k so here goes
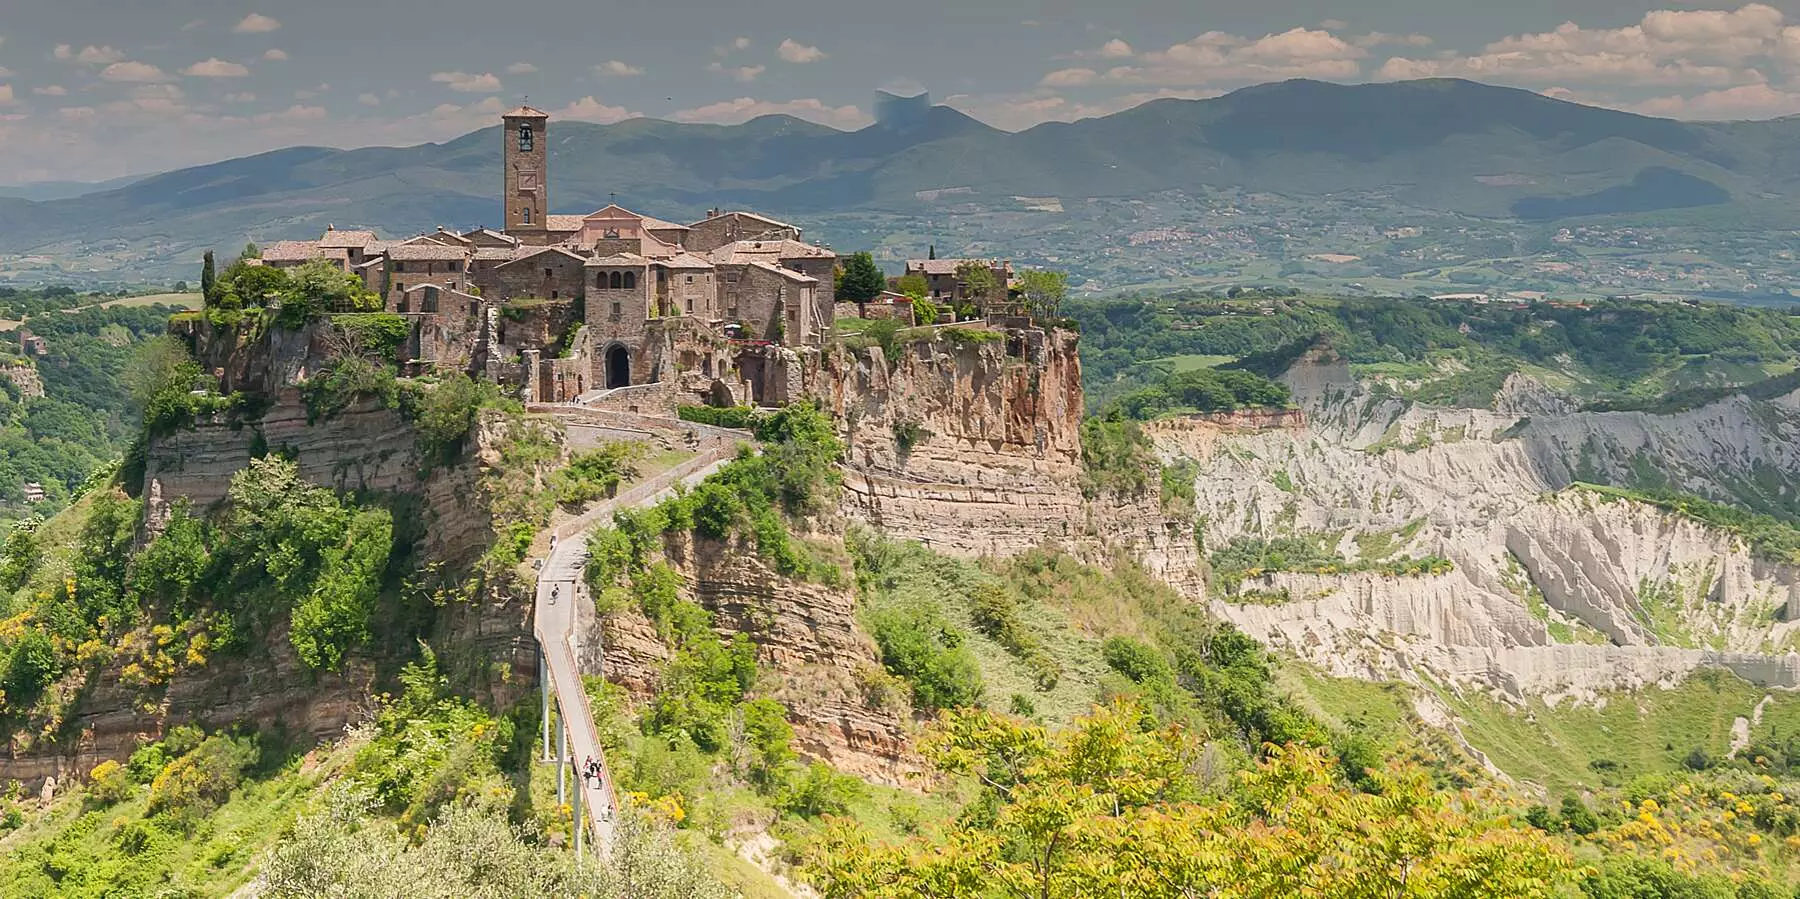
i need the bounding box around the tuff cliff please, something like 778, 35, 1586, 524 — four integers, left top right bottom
814, 326, 1202, 592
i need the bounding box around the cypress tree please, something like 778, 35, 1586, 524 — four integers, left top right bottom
200, 251, 217, 306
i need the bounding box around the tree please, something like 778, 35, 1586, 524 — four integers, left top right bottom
954, 261, 999, 310
240, 242, 260, 262
838, 252, 886, 305
895, 273, 929, 300
807, 701, 1576, 899
1018, 269, 1069, 322
200, 251, 217, 307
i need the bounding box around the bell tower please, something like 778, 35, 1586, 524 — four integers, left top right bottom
503, 105, 550, 241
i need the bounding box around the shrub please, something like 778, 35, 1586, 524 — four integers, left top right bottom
782, 761, 863, 819
677, 405, 763, 431
740, 698, 796, 790
550, 442, 644, 507
147, 733, 258, 830
1102, 636, 1170, 685
1079, 415, 1155, 499
2, 628, 60, 712
406, 373, 502, 467
970, 584, 1060, 689
864, 598, 983, 713
86, 760, 132, 805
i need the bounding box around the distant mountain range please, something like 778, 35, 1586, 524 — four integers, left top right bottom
8, 78, 1800, 283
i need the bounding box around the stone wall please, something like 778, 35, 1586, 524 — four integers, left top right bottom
479, 250, 587, 304
0, 361, 44, 399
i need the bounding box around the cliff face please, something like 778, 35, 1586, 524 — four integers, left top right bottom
812, 327, 1202, 589
594, 532, 917, 784
1174, 350, 1800, 702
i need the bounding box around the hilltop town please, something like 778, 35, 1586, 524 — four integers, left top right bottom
240, 106, 1020, 412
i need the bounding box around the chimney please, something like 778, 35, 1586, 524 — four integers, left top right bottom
327, 223, 335, 231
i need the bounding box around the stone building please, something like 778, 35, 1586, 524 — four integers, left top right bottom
255, 107, 842, 405
904, 257, 1014, 309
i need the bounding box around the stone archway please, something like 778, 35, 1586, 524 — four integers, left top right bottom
605, 345, 631, 389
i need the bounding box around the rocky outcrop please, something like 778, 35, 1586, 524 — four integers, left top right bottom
814, 326, 1202, 588
0, 361, 44, 399
596, 532, 917, 784
1173, 350, 1800, 702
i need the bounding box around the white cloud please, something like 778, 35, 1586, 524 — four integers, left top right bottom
100, 61, 172, 83
597, 60, 644, 77
734, 36, 751, 50
358, 92, 381, 106
431, 71, 503, 93
1634, 82, 1800, 118
58, 105, 95, 120
0, 67, 10, 78
263, 48, 288, 61
233, 14, 282, 34
253, 104, 326, 124
777, 39, 826, 63
708, 62, 764, 82
182, 58, 250, 78
1378, 4, 1793, 89
1099, 38, 1135, 58
556, 96, 639, 123
131, 84, 185, 101
1354, 32, 1433, 48
671, 97, 867, 129
223, 92, 257, 103
0, 85, 14, 107
1105, 27, 1368, 86
506, 62, 538, 74
57, 45, 125, 65
33, 85, 68, 96
1040, 68, 1099, 87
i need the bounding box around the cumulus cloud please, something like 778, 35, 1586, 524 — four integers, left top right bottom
233, 13, 281, 34
264, 48, 288, 61
431, 71, 503, 93
556, 96, 638, 123
1354, 32, 1432, 48
1377, 4, 1793, 88
1099, 38, 1135, 58
506, 62, 538, 74
1634, 82, 1800, 118
597, 60, 644, 77
223, 92, 257, 103
183, 58, 250, 78
1104, 27, 1368, 85
56, 45, 125, 65
777, 39, 826, 63
0, 85, 14, 107
33, 85, 68, 97
1040, 68, 1099, 87
708, 62, 765, 82
671, 97, 866, 129
253, 104, 326, 124
100, 61, 172, 83
358, 92, 381, 106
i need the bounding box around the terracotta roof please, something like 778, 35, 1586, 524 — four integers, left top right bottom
497, 246, 586, 267
582, 204, 643, 221
318, 229, 379, 249
586, 252, 648, 266
710, 239, 834, 264
906, 258, 1002, 276
640, 215, 691, 231
545, 215, 586, 232
461, 227, 519, 244
261, 240, 326, 262
505, 105, 550, 118
657, 252, 714, 269
473, 247, 520, 260
693, 210, 795, 231
749, 261, 818, 284
385, 244, 470, 261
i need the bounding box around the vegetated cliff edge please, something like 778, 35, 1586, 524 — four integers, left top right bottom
814, 326, 1203, 593
1165, 345, 1800, 703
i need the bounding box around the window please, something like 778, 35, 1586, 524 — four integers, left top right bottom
609, 271, 622, 289
551, 290, 559, 299
623, 272, 637, 290
396, 282, 405, 293
685, 275, 694, 283
393, 261, 405, 273
544, 268, 553, 278
518, 123, 533, 152
521, 208, 532, 224
611, 302, 621, 315
686, 297, 693, 313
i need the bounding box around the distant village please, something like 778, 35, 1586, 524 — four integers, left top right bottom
248, 105, 1019, 407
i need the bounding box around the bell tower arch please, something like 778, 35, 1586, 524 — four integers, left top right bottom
502, 105, 550, 241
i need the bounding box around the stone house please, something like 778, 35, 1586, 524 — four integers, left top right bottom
490, 246, 588, 304
686, 210, 803, 253
904, 257, 1014, 309
386, 243, 472, 310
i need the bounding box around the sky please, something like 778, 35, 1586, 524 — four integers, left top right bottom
8, 1, 1800, 182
